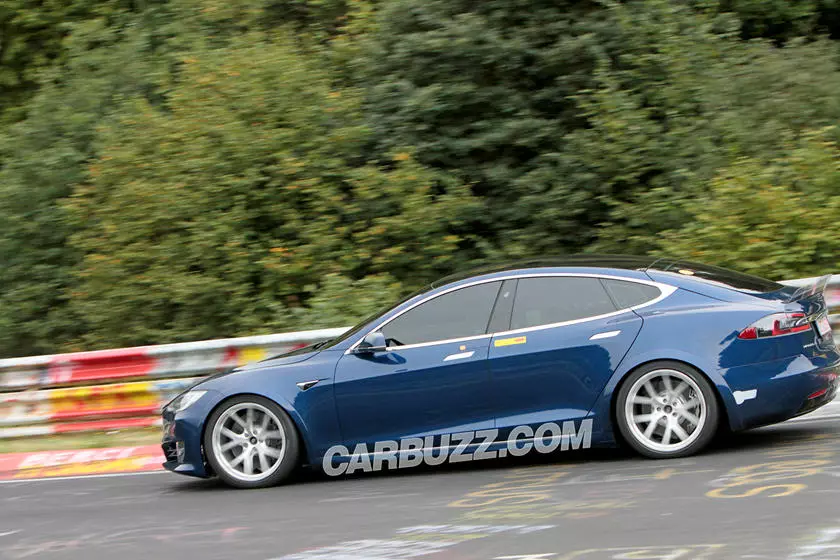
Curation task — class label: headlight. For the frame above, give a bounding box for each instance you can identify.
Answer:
[167,390,207,413]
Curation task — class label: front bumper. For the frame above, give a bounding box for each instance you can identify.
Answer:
[161,389,221,478]
[723,351,840,431]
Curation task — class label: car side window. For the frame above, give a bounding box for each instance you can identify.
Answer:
[381,281,502,346]
[510,277,617,330]
[601,279,662,309]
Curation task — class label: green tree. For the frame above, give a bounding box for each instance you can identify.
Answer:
[657,128,840,278]
[0,0,69,123]
[715,0,840,42]
[563,1,840,254]
[4,0,840,356]
[361,0,634,257]
[362,0,840,261]
[0,6,181,357]
[64,32,479,349]
[0,0,189,123]
[0,0,307,356]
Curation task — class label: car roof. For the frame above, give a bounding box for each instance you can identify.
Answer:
[430,255,670,288]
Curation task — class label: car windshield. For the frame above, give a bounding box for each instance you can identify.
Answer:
[316,285,433,350]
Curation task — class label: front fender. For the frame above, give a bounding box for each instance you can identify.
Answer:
[197,350,343,466]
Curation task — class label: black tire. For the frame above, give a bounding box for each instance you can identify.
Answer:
[203,395,300,489]
[615,360,719,459]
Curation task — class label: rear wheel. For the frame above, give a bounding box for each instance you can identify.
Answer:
[615,361,718,458]
[204,395,299,488]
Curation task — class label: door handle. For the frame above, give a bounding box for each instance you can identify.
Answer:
[443,350,475,362]
[590,330,621,340]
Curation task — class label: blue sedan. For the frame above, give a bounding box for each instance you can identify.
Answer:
[161,256,840,488]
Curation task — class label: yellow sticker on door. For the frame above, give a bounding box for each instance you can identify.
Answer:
[494,336,527,347]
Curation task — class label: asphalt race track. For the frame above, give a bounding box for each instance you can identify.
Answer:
[3,404,840,560]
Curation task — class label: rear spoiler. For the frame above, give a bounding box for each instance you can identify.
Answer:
[785,274,832,304]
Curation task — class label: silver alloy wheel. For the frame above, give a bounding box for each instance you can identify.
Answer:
[211,402,286,483]
[624,368,707,454]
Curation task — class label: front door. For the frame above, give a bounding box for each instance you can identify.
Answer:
[334,281,502,446]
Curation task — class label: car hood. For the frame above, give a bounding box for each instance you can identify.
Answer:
[241,349,320,370]
[188,348,321,390]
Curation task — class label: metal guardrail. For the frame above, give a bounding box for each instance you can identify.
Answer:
[0,328,349,438]
[2,274,839,440]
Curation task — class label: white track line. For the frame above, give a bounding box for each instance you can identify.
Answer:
[0,470,169,484]
[786,413,840,424]
[786,399,840,424]
[0,530,20,537]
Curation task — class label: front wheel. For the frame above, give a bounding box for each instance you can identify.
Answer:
[204,395,300,488]
[615,361,719,459]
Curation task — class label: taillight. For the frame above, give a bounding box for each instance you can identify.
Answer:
[808,388,828,400]
[738,313,811,340]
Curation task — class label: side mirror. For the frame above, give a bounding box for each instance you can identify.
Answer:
[355,331,388,354]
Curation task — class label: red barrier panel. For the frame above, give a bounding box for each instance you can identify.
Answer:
[49,349,157,386]
[50,404,160,421]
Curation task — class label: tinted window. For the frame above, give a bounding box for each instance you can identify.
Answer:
[653,260,782,293]
[601,279,661,309]
[510,277,617,330]
[382,282,501,345]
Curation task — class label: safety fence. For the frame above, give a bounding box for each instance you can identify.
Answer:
[1,274,839,441]
[0,328,349,439]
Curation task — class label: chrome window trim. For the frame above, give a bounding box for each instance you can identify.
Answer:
[344,273,677,355]
[372,333,492,352]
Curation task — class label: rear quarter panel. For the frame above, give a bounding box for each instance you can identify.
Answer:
[588,288,776,443]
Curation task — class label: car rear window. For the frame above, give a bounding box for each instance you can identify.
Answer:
[653,260,783,294]
[601,279,662,309]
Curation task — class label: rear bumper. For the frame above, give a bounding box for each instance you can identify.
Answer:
[722,351,840,431]
[792,380,838,417]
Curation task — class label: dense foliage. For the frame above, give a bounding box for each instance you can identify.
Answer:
[1,0,839,356]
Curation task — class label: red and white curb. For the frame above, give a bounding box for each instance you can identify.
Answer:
[0,445,163,481]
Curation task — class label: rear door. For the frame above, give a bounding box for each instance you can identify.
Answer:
[488,276,649,436]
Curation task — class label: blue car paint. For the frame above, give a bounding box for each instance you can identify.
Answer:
[586,290,779,441]
[162,259,840,478]
[334,338,495,446]
[489,311,642,438]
